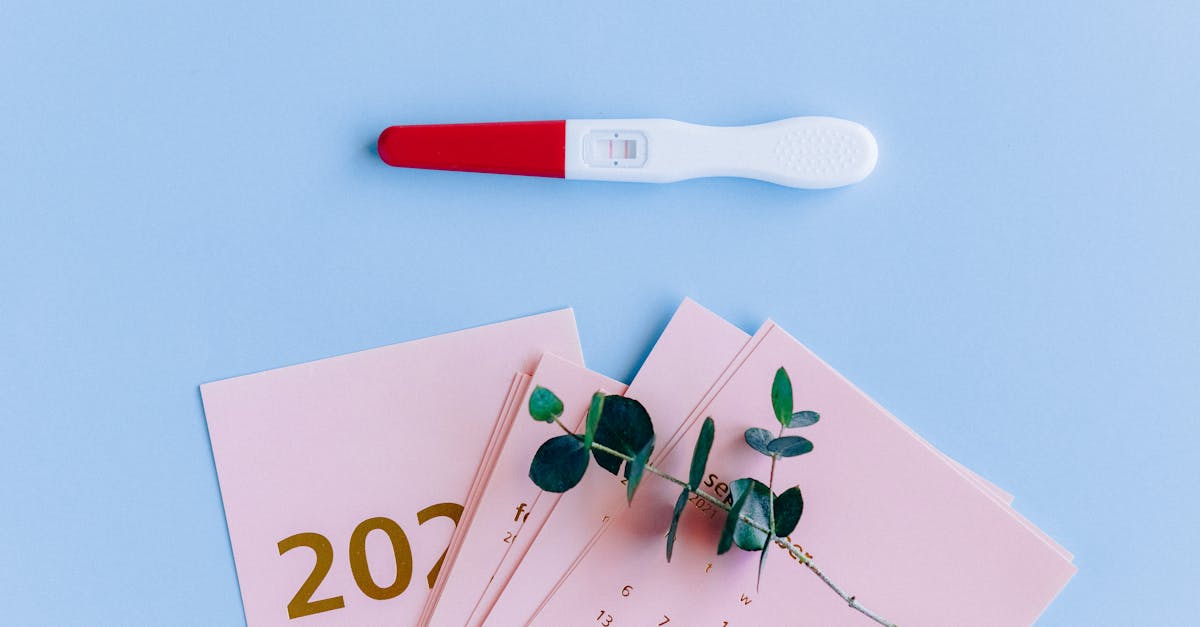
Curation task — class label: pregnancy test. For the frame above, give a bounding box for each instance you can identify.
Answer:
[376,117,877,189]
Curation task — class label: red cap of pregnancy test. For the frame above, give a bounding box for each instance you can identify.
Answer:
[377,120,566,178]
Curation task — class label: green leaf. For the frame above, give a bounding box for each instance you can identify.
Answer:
[583,392,605,449]
[787,410,820,428]
[624,436,655,504]
[744,427,774,456]
[528,435,589,492]
[688,417,715,490]
[773,486,804,537]
[729,478,772,551]
[766,436,814,458]
[718,488,750,555]
[529,386,564,423]
[770,367,793,427]
[591,395,655,476]
[666,488,689,562]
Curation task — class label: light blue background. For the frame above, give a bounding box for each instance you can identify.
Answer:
[1,1,1196,625]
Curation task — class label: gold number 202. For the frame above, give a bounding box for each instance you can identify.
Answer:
[277,502,463,620]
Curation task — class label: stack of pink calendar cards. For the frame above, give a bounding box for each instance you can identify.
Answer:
[200,300,1074,627]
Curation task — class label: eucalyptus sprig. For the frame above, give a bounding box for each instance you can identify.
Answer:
[527,368,897,627]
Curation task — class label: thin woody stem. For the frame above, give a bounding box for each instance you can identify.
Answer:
[584,439,897,627]
[764,423,784,562]
[552,418,576,436]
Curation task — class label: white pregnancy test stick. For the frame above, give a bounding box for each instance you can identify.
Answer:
[377,117,877,189]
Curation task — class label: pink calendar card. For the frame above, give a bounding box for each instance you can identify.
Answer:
[484,303,1051,626]
[528,322,1075,626]
[200,310,583,626]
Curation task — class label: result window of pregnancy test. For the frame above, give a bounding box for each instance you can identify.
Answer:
[583,131,647,168]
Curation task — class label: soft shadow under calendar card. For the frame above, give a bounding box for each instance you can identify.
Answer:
[199,310,582,627]
[524,322,1075,626]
